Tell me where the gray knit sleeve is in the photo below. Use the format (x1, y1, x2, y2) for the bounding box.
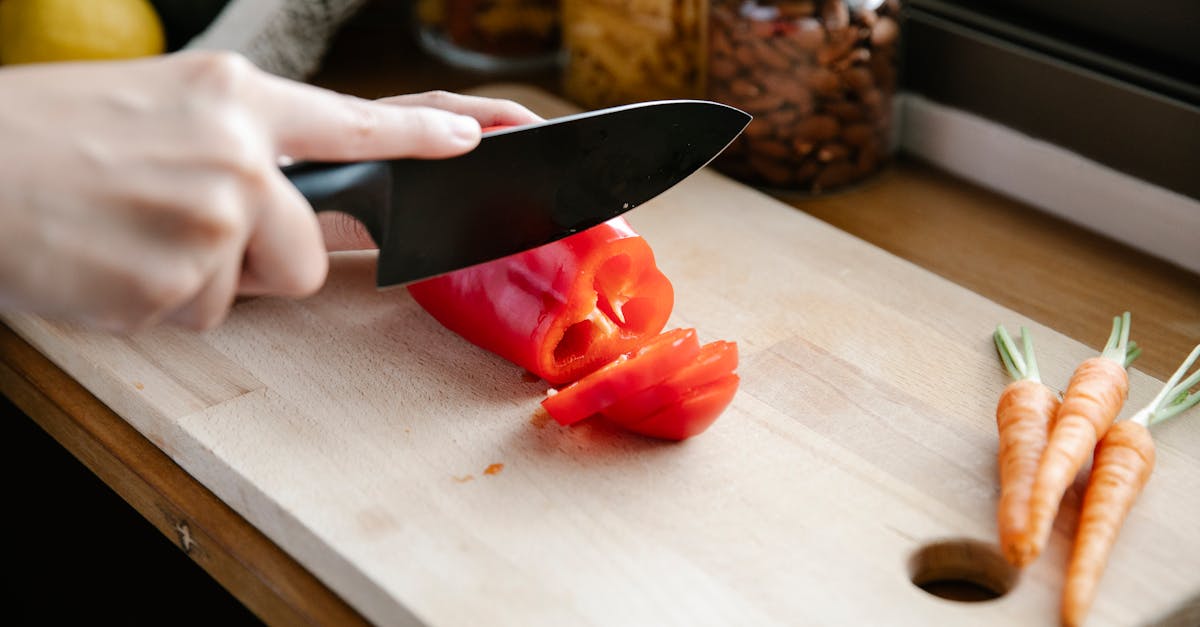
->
(185, 0, 368, 79)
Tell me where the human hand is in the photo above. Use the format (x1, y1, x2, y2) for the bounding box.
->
(0, 51, 541, 331)
(318, 90, 544, 252)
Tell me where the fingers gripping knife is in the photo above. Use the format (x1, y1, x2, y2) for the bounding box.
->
(282, 100, 750, 286)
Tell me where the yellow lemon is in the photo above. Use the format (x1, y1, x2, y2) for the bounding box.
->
(0, 0, 165, 65)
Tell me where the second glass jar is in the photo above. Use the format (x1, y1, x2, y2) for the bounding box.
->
(562, 0, 708, 110)
(708, 0, 902, 193)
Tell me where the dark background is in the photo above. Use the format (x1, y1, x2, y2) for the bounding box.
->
(914, 0, 1198, 104)
(1, 394, 259, 625)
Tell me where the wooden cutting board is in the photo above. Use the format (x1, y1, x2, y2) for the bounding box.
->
(6, 86, 1198, 627)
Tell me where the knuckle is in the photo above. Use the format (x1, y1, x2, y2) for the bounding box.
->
(343, 100, 381, 142)
(134, 264, 204, 313)
(210, 118, 269, 178)
(419, 90, 454, 105)
(182, 50, 255, 100)
(216, 208, 248, 244)
(195, 194, 247, 245)
(90, 257, 208, 332)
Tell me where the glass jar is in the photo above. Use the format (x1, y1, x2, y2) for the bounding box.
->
(415, 0, 562, 72)
(708, 0, 902, 193)
(562, 0, 708, 110)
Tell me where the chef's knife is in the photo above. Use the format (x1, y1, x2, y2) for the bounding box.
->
(283, 100, 750, 287)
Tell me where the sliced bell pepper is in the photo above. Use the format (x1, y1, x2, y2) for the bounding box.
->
(541, 328, 700, 426)
(408, 126, 737, 441)
(407, 217, 674, 385)
(602, 340, 739, 425)
(621, 374, 741, 441)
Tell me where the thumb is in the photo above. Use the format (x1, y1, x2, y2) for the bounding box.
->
(318, 212, 378, 251)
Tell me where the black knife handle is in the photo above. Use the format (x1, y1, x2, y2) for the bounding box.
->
(282, 160, 391, 247)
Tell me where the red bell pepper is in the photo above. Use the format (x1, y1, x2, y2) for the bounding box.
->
(603, 340, 739, 424)
(407, 217, 674, 385)
(541, 330, 740, 440)
(541, 328, 701, 426)
(618, 374, 740, 441)
(409, 122, 737, 440)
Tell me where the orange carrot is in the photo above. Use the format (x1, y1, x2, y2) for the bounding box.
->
(1020, 312, 1138, 562)
(1061, 420, 1153, 627)
(1061, 343, 1199, 627)
(993, 325, 1060, 566)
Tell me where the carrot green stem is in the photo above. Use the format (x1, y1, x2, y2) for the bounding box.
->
(1023, 328, 1043, 382)
(1125, 341, 1142, 368)
(1153, 349, 1200, 424)
(1131, 344, 1200, 427)
(995, 325, 1023, 380)
(994, 324, 1039, 382)
(1100, 311, 1133, 365)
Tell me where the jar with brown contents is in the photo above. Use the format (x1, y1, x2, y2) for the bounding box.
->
(562, 0, 708, 110)
(416, 0, 561, 72)
(709, 0, 901, 193)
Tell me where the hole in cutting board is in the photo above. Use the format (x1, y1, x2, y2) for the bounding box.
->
(908, 539, 1017, 603)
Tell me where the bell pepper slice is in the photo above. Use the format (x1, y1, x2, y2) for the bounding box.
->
(408, 217, 674, 385)
(622, 374, 741, 441)
(603, 340, 738, 426)
(541, 328, 700, 426)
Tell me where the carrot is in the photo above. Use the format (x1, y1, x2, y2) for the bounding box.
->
(993, 325, 1061, 566)
(1020, 312, 1138, 562)
(1062, 343, 1200, 627)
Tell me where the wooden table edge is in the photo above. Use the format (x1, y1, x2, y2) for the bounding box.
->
(0, 323, 368, 626)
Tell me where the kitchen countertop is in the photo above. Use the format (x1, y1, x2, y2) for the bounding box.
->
(2, 4, 1197, 624)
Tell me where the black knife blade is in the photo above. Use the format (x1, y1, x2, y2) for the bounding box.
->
(284, 100, 750, 287)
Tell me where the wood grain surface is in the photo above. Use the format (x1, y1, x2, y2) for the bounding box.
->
(793, 162, 1200, 383)
(5, 86, 1198, 627)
